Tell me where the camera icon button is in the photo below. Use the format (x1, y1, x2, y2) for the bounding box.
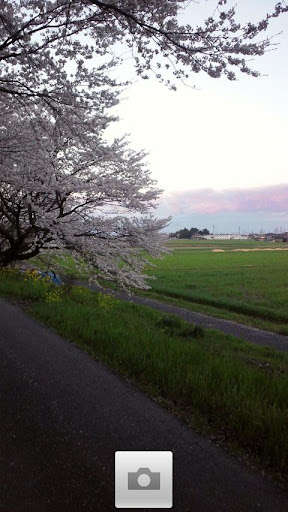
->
(128, 467, 160, 490)
(115, 451, 173, 509)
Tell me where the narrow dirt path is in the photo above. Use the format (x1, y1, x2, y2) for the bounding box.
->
(76, 281, 288, 353)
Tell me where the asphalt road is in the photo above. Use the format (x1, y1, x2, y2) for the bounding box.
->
(1, 298, 288, 511)
(77, 281, 288, 353)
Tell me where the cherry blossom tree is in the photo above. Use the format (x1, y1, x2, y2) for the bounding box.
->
(0, 101, 168, 288)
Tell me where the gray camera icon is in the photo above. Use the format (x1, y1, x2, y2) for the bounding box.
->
(128, 467, 160, 490)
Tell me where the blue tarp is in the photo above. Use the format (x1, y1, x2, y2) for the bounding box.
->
(39, 271, 63, 286)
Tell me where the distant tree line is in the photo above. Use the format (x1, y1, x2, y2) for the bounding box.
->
(169, 228, 210, 239)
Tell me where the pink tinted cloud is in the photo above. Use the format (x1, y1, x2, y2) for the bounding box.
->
(162, 185, 288, 215)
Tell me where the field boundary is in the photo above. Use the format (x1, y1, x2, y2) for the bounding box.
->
(76, 281, 288, 353)
(142, 288, 288, 323)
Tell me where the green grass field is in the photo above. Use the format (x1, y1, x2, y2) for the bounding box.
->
(0, 267, 288, 482)
(139, 239, 288, 334)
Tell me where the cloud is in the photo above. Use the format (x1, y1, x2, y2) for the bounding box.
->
(160, 185, 288, 215)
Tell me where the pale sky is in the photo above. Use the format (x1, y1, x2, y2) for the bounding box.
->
(106, 1, 288, 233)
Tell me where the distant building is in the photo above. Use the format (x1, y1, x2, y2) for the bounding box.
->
(248, 232, 288, 242)
(203, 234, 248, 240)
(190, 234, 205, 240)
(270, 233, 288, 242)
(248, 234, 265, 241)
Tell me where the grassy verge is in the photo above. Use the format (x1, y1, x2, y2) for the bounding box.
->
(135, 290, 288, 335)
(141, 287, 288, 323)
(1, 269, 288, 485)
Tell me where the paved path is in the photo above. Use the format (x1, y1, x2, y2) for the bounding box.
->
(1, 298, 288, 511)
(77, 281, 288, 353)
